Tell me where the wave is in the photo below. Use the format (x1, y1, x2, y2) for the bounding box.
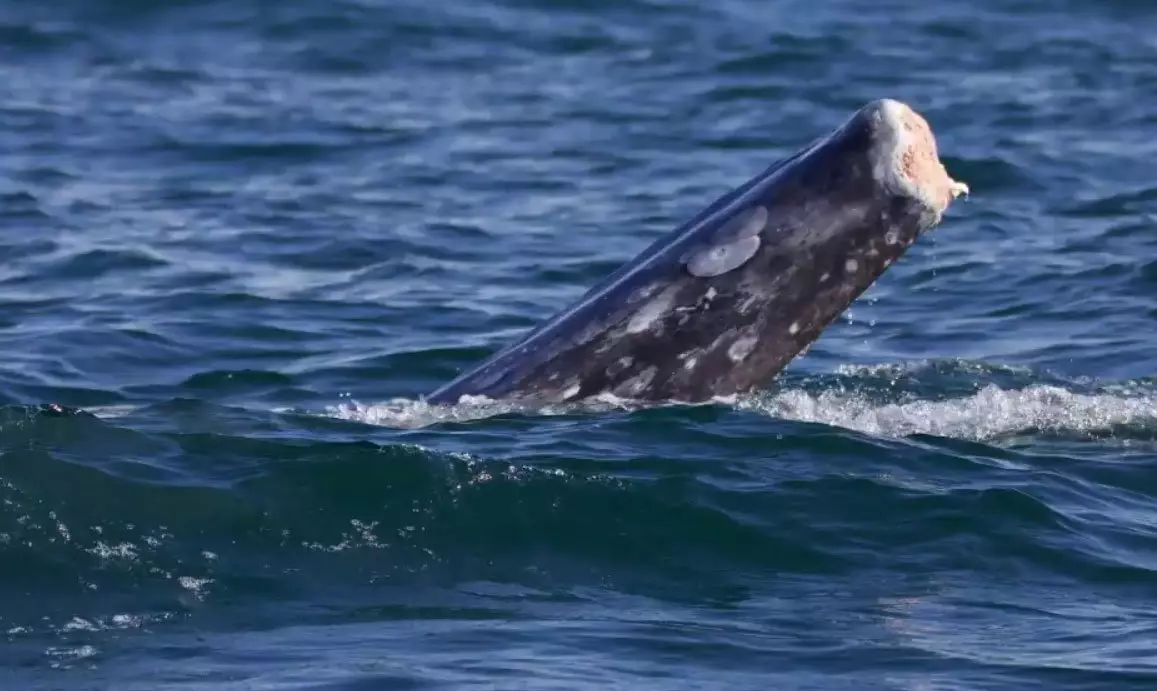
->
(318, 359, 1157, 443)
(5, 359, 1157, 663)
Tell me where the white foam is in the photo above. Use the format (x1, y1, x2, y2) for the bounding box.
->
(737, 383, 1157, 443)
(326, 375, 1157, 446)
(81, 404, 141, 419)
(69, 361, 1157, 446)
(323, 392, 639, 429)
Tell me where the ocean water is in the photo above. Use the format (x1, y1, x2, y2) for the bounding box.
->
(2, 0, 1157, 688)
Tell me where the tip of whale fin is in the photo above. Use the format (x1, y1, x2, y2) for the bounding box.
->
(861, 98, 969, 215)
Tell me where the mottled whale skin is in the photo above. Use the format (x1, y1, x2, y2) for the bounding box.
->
(428, 98, 968, 405)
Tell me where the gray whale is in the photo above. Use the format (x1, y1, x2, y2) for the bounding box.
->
(428, 98, 968, 405)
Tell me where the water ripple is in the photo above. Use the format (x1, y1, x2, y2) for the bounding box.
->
(2, 0, 1157, 687)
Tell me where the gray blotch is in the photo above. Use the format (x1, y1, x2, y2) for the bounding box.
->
(574, 320, 606, 346)
(727, 335, 758, 362)
(737, 293, 762, 314)
(686, 236, 762, 278)
(628, 281, 663, 305)
(685, 205, 768, 278)
(607, 356, 634, 377)
(627, 285, 679, 334)
(615, 366, 657, 397)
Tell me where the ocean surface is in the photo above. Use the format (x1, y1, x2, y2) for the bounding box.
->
(2, 0, 1157, 689)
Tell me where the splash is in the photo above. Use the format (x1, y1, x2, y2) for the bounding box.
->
(739, 383, 1157, 442)
(323, 392, 641, 429)
(323, 361, 1157, 443)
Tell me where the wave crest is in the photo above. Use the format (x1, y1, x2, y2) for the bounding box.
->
(320, 360, 1157, 444)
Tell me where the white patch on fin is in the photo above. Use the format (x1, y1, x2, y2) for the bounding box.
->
(727, 335, 758, 362)
(686, 235, 762, 278)
(684, 205, 767, 278)
(627, 285, 678, 334)
(615, 367, 657, 398)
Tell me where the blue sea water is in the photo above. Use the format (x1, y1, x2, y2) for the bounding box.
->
(2, 0, 1157, 688)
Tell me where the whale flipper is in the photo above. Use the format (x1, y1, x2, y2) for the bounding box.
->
(428, 99, 968, 405)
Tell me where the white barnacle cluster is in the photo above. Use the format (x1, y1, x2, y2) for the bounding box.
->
(865, 99, 969, 214)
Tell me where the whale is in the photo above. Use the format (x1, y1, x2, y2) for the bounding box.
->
(427, 98, 969, 406)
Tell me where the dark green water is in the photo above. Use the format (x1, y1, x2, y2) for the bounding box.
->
(3, 0, 1157, 689)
